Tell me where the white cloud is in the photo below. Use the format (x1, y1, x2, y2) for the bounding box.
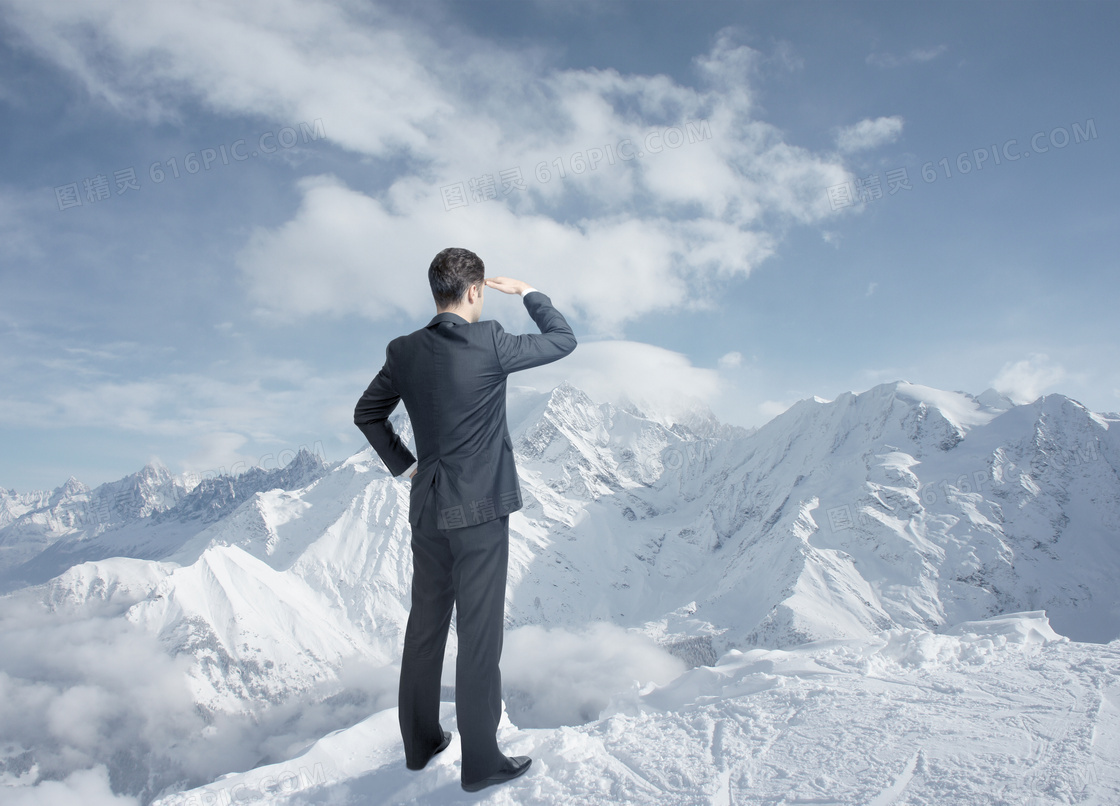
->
(236, 175, 704, 331)
(835, 116, 904, 153)
(502, 623, 685, 728)
(0, 591, 399, 802)
(0, 353, 360, 482)
(867, 45, 948, 68)
(856, 367, 911, 388)
(516, 340, 722, 425)
(758, 399, 795, 421)
(0, 593, 209, 800)
(2, 765, 140, 806)
(768, 40, 805, 74)
(718, 351, 743, 369)
(992, 354, 1066, 404)
(0, 185, 46, 261)
(3, 4, 852, 330)
(184, 431, 252, 477)
(1, 0, 451, 150)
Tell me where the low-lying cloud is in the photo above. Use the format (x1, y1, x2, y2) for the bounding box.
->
(992, 353, 1066, 404)
(502, 623, 686, 728)
(0, 591, 398, 804)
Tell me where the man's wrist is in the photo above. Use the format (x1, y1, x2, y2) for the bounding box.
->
(519, 286, 538, 297)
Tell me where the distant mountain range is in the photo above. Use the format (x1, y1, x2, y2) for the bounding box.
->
(6, 379, 1119, 653)
(1, 448, 328, 592)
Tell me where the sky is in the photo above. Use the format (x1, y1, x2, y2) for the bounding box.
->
(0, 0, 1116, 491)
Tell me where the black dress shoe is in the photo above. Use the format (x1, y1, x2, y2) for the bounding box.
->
(406, 731, 452, 771)
(461, 756, 532, 792)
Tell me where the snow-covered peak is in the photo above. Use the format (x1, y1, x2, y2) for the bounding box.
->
(50, 475, 89, 502)
(541, 380, 604, 428)
(756, 380, 1005, 465)
(893, 381, 1001, 429)
(138, 459, 172, 481)
(976, 387, 1015, 410)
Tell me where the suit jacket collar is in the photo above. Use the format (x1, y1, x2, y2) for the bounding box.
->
(427, 311, 470, 328)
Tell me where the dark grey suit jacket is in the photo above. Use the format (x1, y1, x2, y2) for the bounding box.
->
(355, 291, 576, 530)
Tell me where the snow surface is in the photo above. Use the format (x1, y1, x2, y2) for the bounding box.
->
(2, 381, 1120, 805)
(150, 613, 1120, 806)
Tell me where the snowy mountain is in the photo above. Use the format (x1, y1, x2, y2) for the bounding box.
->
(502, 380, 1120, 649)
(0, 463, 186, 581)
(2, 380, 1119, 804)
(0, 449, 328, 592)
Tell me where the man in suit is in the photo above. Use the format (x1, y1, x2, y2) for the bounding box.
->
(354, 247, 576, 792)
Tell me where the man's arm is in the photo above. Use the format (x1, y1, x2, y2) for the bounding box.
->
(354, 352, 417, 477)
(485, 276, 577, 373)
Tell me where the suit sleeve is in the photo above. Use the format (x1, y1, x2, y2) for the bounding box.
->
(354, 348, 417, 476)
(493, 290, 577, 374)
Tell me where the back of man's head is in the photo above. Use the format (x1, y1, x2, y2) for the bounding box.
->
(429, 247, 485, 308)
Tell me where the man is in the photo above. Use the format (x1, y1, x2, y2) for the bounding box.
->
(354, 247, 576, 792)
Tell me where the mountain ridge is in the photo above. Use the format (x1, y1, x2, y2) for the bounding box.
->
(8, 380, 1118, 648)
(4, 378, 1120, 803)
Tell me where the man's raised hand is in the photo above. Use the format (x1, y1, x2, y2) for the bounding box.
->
(485, 276, 531, 295)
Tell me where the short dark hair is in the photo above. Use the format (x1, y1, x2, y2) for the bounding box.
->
(428, 247, 485, 308)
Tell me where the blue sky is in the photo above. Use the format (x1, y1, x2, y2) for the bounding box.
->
(1, 0, 1116, 491)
